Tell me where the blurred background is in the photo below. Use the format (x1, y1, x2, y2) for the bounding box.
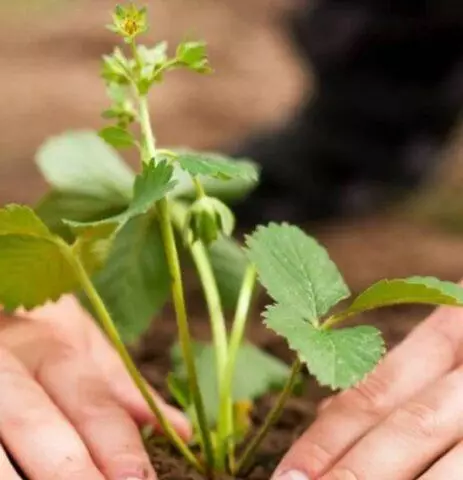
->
(1, 0, 463, 303)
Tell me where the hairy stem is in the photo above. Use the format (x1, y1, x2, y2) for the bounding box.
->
(137, 96, 215, 469)
(217, 265, 257, 470)
(235, 358, 302, 475)
(64, 249, 203, 472)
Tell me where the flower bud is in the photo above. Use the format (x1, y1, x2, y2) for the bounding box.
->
(108, 4, 148, 42)
(184, 197, 235, 245)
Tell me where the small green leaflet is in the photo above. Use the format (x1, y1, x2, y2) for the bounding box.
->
(170, 164, 258, 204)
(36, 131, 134, 202)
(173, 150, 259, 182)
(333, 277, 463, 322)
(0, 206, 105, 311)
(81, 215, 170, 342)
(170, 342, 292, 425)
(246, 223, 350, 325)
(99, 126, 136, 149)
(36, 191, 128, 239)
(67, 159, 177, 235)
(264, 304, 385, 389)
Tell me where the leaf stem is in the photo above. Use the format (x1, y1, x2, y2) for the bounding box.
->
(235, 358, 302, 476)
(137, 97, 215, 470)
(217, 265, 257, 470)
(63, 248, 203, 472)
(170, 201, 230, 470)
(138, 96, 157, 161)
(193, 176, 207, 198)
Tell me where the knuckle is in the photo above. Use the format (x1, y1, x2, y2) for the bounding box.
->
(327, 467, 363, 480)
(287, 437, 334, 474)
(390, 401, 442, 440)
(49, 448, 95, 479)
(341, 372, 393, 420)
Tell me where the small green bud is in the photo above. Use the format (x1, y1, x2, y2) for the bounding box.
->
(184, 196, 235, 245)
(108, 3, 148, 42)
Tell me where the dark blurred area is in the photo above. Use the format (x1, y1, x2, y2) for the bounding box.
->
(1, 0, 463, 287)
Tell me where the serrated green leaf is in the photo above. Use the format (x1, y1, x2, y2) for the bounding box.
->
(36, 191, 129, 239)
(208, 237, 249, 310)
(36, 130, 134, 202)
(177, 41, 207, 65)
(99, 126, 136, 149)
(81, 215, 170, 342)
(67, 160, 177, 236)
(335, 277, 463, 321)
(171, 163, 258, 203)
(171, 342, 292, 425)
(246, 223, 350, 325)
(173, 150, 259, 182)
(265, 304, 385, 389)
(0, 205, 100, 311)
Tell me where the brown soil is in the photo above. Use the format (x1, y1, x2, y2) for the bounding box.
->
(134, 291, 430, 480)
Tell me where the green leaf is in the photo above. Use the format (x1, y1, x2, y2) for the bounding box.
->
(81, 215, 170, 342)
(265, 304, 385, 389)
(171, 164, 258, 203)
(36, 130, 134, 202)
(173, 150, 259, 182)
(171, 342, 292, 425)
(99, 126, 136, 149)
(246, 223, 350, 325)
(208, 237, 249, 310)
(0, 205, 100, 311)
(336, 277, 463, 320)
(36, 191, 129, 239)
(67, 159, 177, 235)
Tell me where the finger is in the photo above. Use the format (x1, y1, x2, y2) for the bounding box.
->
(419, 441, 463, 480)
(27, 296, 191, 439)
(86, 314, 191, 439)
(272, 304, 463, 480)
(319, 365, 463, 480)
(37, 355, 157, 480)
(0, 444, 22, 479)
(0, 348, 103, 480)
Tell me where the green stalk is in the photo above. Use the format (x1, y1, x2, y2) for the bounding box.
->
(170, 201, 230, 470)
(63, 248, 203, 473)
(235, 358, 302, 475)
(138, 96, 215, 469)
(217, 265, 257, 470)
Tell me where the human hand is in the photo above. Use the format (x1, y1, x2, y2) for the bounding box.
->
(273, 301, 463, 480)
(0, 296, 190, 480)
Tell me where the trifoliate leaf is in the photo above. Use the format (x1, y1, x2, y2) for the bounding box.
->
(208, 237, 249, 310)
(264, 304, 385, 389)
(334, 277, 463, 321)
(81, 215, 170, 342)
(99, 126, 136, 149)
(0, 205, 103, 311)
(246, 224, 350, 325)
(36, 130, 134, 202)
(171, 342, 292, 425)
(173, 150, 259, 182)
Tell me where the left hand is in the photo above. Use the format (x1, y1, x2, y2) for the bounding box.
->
(272, 301, 463, 480)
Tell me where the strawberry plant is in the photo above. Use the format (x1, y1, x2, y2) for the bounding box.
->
(3, 4, 463, 478)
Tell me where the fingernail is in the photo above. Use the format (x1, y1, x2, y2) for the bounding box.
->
(274, 470, 310, 480)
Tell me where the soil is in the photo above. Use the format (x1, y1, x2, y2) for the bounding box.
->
(133, 280, 433, 480)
